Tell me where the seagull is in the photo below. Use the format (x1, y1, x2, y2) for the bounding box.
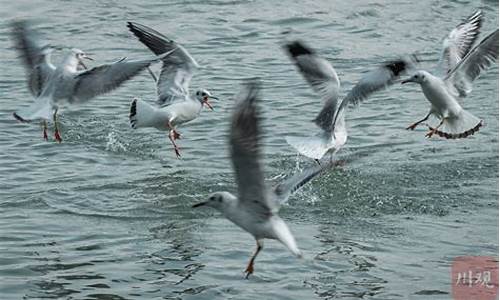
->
(192, 82, 333, 278)
(127, 22, 218, 158)
(11, 20, 172, 142)
(284, 40, 416, 162)
(402, 10, 499, 139)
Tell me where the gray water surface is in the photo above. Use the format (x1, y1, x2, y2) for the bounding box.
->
(0, 0, 498, 299)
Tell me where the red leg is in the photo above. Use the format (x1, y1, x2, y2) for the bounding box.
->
(168, 130, 181, 158)
(426, 119, 445, 138)
(245, 240, 263, 279)
(53, 109, 62, 143)
(407, 112, 431, 130)
(172, 130, 181, 140)
(167, 121, 181, 140)
(54, 130, 62, 143)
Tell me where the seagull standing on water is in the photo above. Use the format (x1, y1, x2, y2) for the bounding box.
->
(192, 82, 333, 278)
(402, 10, 499, 139)
(11, 20, 172, 142)
(127, 22, 218, 158)
(284, 40, 416, 162)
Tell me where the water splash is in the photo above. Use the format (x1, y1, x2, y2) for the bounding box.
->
(105, 130, 127, 153)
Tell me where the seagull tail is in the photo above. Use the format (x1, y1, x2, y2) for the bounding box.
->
(285, 135, 331, 160)
(273, 218, 303, 258)
(129, 98, 158, 129)
(13, 98, 52, 122)
(431, 109, 483, 139)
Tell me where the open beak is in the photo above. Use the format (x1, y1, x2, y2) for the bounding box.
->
(78, 60, 88, 70)
(203, 96, 217, 111)
(78, 55, 94, 70)
(83, 53, 94, 61)
(192, 201, 207, 208)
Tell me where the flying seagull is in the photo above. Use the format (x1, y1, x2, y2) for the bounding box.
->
(402, 10, 499, 139)
(11, 20, 172, 142)
(192, 81, 333, 278)
(284, 40, 416, 162)
(127, 22, 218, 158)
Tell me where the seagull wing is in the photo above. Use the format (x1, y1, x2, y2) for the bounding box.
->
(273, 161, 334, 205)
(127, 22, 199, 107)
(444, 29, 499, 97)
(284, 40, 340, 132)
(440, 10, 483, 75)
(70, 56, 164, 103)
(11, 20, 55, 97)
(332, 56, 416, 131)
(230, 82, 276, 218)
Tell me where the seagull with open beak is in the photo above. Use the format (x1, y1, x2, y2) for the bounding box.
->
(127, 22, 217, 158)
(71, 48, 94, 70)
(197, 89, 218, 111)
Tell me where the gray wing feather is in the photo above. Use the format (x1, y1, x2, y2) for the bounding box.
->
(71, 58, 156, 103)
(230, 82, 275, 217)
(440, 10, 483, 75)
(313, 98, 337, 131)
(127, 22, 199, 106)
(273, 161, 334, 205)
(11, 20, 55, 97)
(332, 57, 416, 131)
(444, 29, 499, 97)
(284, 41, 340, 132)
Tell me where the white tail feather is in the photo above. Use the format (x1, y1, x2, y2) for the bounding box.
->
(273, 218, 302, 258)
(285, 135, 332, 160)
(432, 109, 483, 139)
(14, 98, 52, 122)
(129, 98, 160, 129)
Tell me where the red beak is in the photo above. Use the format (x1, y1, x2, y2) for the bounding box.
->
(203, 97, 214, 111)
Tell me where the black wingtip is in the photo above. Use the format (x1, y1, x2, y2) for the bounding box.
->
(13, 112, 30, 123)
(126, 21, 139, 32)
(285, 40, 314, 57)
(237, 80, 261, 108)
(127, 21, 141, 37)
(126, 21, 173, 56)
(129, 98, 137, 128)
(384, 59, 408, 77)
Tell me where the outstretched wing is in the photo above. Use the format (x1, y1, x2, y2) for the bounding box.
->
(11, 20, 55, 97)
(284, 40, 340, 132)
(444, 29, 499, 97)
(230, 82, 275, 218)
(127, 22, 199, 107)
(70, 57, 163, 103)
(331, 56, 416, 131)
(440, 10, 483, 75)
(273, 161, 334, 205)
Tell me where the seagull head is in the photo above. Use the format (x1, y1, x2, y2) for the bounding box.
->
(192, 191, 235, 211)
(401, 70, 428, 85)
(71, 48, 94, 69)
(195, 89, 218, 111)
